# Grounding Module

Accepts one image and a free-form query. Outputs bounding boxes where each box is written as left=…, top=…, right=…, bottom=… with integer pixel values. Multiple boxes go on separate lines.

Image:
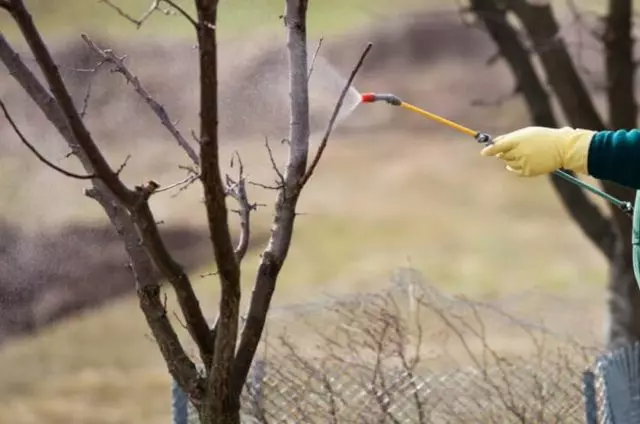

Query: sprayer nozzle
left=359, top=92, right=402, bottom=106
left=361, top=93, right=377, bottom=103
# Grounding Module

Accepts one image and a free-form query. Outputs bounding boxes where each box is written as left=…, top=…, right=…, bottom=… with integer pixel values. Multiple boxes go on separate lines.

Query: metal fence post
left=583, top=369, right=598, bottom=424
left=597, top=342, right=640, bottom=424
left=171, top=378, right=189, bottom=424
left=247, top=359, right=266, bottom=421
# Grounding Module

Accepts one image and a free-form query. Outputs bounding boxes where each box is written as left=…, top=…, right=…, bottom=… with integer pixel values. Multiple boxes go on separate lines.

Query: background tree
left=467, top=0, right=639, bottom=350
left=0, top=0, right=370, bottom=422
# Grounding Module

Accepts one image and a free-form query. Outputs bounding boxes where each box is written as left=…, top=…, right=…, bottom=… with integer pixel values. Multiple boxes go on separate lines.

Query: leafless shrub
left=241, top=270, right=599, bottom=423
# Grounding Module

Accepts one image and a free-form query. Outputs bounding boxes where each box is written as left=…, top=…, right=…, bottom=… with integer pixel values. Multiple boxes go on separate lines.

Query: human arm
left=481, top=126, right=640, bottom=190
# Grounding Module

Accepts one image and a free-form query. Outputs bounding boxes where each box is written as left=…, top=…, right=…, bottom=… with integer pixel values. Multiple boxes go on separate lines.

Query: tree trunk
left=198, top=402, right=241, bottom=424
left=603, top=0, right=640, bottom=349
left=606, top=243, right=640, bottom=348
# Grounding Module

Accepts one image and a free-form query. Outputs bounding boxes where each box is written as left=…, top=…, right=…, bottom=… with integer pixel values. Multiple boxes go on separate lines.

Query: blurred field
left=0, top=0, right=427, bottom=41
left=0, top=0, right=610, bottom=42
left=0, top=1, right=618, bottom=423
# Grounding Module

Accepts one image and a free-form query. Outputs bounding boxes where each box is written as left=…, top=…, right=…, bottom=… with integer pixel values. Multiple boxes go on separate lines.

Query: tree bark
left=192, top=0, right=242, bottom=421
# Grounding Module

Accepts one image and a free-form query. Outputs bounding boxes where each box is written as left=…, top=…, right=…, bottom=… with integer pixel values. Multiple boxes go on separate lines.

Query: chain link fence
left=171, top=268, right=640, bottom=423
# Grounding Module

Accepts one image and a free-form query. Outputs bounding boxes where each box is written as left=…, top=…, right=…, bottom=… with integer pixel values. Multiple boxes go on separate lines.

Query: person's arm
left=588, top=129, right=640, bottom=189
left=481, top=126, right=640, bottom=190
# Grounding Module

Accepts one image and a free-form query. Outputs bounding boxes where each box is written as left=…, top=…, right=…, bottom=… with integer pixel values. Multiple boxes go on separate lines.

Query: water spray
left=360, top=92, right=634, bottom=216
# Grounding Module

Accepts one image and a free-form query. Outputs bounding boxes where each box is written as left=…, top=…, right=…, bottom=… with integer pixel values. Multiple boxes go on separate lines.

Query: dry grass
left=0, top=3, right=615, bottom=423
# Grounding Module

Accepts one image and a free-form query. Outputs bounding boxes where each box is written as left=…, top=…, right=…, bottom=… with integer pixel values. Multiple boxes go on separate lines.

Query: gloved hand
left=480, top=126, right=596, bottom=176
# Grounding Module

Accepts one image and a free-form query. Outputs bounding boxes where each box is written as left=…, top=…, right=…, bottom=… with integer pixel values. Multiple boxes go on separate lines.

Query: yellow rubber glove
left=480, top=126, right=596, bottom=176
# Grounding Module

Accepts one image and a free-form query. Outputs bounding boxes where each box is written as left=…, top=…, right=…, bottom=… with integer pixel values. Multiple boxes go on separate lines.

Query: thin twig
left=162, top=0, right=198, bottom=28
left=301, top=42, right=373, bottom=187
left=100, top=0, right=197, bottom=28
left=225, top=151, right=260, bottom=262
left=99, top=0, right=160, bottom=28
left=307, top=36, right=324, bottom=81
left=79, top=78, right=93, bottom=119
left=247, top=180, right=280, bottom=190
left=0, top=97, right=96, bottom=180
left=154, top=173, right=200, bottom=194
left=264, top=137, right=284, bottom=188
left=115, top=154, right=131, bottom=175
left=81, top=34, right=200, bottom=165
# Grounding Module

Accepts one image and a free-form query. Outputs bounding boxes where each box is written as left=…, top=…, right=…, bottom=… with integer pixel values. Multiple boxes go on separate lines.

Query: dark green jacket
left=589, top=130, right=640, bottom=189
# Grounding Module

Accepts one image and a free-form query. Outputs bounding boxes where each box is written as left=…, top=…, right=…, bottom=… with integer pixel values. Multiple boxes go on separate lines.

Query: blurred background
left=0, top=0, right=624, bottom=422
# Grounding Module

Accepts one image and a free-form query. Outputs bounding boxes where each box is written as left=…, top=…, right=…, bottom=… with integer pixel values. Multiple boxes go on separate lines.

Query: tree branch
left=507, top=0, right=604, bottom=129
left=0, top=28, right=203, bottom=403
left=225, top=152, right=258, bottom=262
left=7, top=0, right=137, bottom=206
left=307, top=36, right=323, bottom=80
left=194, top=0, right=241, bottom=417
left=84, top=187, right=205, bottom=402
left=163, top=0, right=199, bottom=28
left=602, top=0, right=637, bottom=236
left=153, top=172, right=200, bottom=195
left=100, top=0, right=198, bottom=29
left=81, top=34, right=199, bottom=166
left=0, top=97, right=96, bottom=180
left=301, top=42, right=372, bottom=187
left=469, top=0, right=617, bottom=259
left=99, top=0, right=161, bottom=29
left=3, top=2, right=213, bottom=384
left=231, top=0, right=316, bottom=399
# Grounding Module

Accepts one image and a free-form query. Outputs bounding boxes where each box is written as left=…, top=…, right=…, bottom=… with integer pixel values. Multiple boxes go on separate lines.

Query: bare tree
left=465, top=0, right=639, bottom=350
left=0, top=0, right=370, bottom=422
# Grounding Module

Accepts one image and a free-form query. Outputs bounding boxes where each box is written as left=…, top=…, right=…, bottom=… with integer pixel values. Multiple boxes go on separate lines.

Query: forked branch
left=232, top=0, right=372, bottom=398
left=7, top=0, right=136, bottom=205
left=81, top=34, right=199, bottom=165
left=99, top=0, right=197, bottom=29
left=225, top=152, right=260, bottom=262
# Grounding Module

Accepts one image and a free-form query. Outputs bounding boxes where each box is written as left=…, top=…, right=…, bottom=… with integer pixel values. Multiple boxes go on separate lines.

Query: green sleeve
left=588, top=129, right=640, bottom=189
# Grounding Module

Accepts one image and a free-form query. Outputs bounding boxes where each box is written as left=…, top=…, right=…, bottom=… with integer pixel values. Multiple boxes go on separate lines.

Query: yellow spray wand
left=360, top=92, right=633, bottom=216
